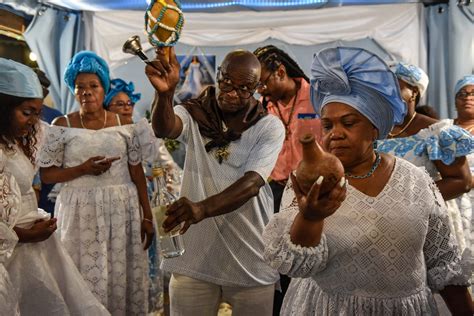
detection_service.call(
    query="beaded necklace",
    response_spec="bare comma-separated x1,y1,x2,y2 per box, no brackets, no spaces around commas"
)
274,89,298,140
345,151,381,179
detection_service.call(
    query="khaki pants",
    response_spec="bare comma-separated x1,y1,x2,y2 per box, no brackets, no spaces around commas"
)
169,273,275,316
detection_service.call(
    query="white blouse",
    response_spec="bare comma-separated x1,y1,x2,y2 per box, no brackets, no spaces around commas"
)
264,158,470,315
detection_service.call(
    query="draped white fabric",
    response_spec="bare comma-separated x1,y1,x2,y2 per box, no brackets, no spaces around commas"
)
85,3,427,70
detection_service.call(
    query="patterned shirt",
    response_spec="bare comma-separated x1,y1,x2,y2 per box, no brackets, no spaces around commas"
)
161,105,285,286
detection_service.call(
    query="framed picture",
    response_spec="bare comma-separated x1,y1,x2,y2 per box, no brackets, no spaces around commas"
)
175,54,216,103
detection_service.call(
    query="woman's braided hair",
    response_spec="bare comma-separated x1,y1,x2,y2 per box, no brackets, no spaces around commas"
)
253,45,309,83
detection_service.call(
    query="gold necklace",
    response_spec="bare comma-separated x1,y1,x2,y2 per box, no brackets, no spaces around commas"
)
80,111,107,130
454,119,474,133
388,112,417,138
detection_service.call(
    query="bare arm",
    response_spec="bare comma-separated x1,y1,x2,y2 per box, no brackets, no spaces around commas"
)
128,163,152,221
434,156,471,200
439,285,474,316
128,163,154,250
40,156,116,184
146,47,183,139
163,171,265,233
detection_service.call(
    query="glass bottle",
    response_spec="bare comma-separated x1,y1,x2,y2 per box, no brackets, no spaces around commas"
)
151,165,185,258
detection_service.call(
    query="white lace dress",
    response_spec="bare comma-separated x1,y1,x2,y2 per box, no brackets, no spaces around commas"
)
263,158,471,315
0,150,20,315
38,124,148,315
1,145,109,315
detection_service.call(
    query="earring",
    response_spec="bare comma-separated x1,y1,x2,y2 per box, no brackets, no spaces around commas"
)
373,139,378,150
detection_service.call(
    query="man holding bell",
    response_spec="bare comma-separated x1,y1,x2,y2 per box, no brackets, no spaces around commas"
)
145,47,284,315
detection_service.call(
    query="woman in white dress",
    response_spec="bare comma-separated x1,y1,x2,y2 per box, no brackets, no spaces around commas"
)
263,47,473,315
453,75,474,275
39,51,154,315
378,63,473,253
104,78,182,192
0,58,109,315
104,77,182,312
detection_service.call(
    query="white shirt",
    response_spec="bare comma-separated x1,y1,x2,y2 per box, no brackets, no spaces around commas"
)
161,105,285,287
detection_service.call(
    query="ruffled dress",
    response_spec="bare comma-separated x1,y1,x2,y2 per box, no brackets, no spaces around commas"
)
378,119,474,253
38,122,149,315
263,158,471,315
1,145,109,315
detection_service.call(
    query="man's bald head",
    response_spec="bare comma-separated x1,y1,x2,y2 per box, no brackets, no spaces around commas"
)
220,50,261,86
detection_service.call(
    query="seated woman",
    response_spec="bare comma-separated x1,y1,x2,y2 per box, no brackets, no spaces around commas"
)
263,47,473,315
0,58,108,315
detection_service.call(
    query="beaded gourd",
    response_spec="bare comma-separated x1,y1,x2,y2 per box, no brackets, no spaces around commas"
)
144,0,184,47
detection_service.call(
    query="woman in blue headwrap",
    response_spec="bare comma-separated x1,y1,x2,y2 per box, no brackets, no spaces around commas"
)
104,77,182,312
263,47,473,315
104,78,182,192
38,51,153,315
0,58,109,315
378,64,473,254
453,75,474,266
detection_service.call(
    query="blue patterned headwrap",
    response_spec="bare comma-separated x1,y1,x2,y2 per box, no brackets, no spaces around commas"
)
454,75,474,95
310,47,406,140
104,79,142,108
64,51,110,94
393,62,429,97
0,58,43,98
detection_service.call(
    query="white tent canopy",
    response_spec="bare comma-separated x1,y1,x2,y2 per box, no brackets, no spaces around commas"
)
85,3,426,70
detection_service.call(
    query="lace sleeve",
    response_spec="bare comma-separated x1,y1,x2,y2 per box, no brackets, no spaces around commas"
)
37,125,67,167
424,180,472,291
127,123,143,166
0,152,20,264
263,180,329,278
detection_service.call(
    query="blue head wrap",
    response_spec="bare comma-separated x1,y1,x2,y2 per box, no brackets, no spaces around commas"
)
104,79,142,108
454,75,474,95
0,58,43,98
310,47,406,139
64,51,110,94
393,62,429,97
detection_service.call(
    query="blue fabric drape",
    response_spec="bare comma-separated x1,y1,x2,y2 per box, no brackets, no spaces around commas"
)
24,6,85,114
425,1,473,119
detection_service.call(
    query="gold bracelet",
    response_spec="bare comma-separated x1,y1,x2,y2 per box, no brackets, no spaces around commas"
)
143,218,153,223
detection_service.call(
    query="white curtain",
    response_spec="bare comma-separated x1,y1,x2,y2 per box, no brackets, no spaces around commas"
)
84,3,427,71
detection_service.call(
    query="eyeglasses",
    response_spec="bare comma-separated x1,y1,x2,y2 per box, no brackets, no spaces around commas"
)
216,67,257,99
456,91,474,99
258,72,274,91
108,100,135,108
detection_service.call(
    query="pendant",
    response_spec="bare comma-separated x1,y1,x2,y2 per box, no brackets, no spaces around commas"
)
285,128,291,140
215,145,230,163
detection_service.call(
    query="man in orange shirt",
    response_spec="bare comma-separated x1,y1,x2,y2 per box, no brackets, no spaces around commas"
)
254,45,322,315
254,45,322,213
